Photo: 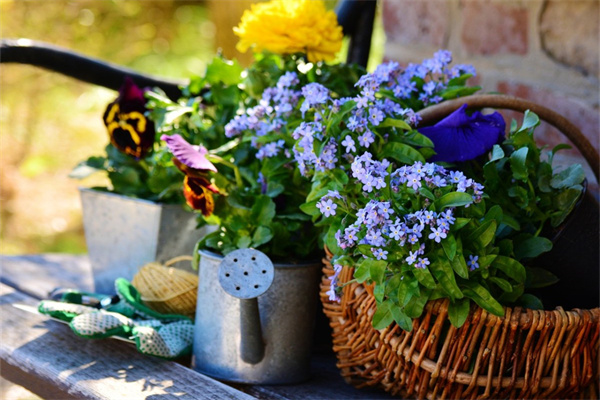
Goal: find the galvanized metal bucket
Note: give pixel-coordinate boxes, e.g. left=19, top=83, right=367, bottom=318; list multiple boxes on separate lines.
left=80, top=188, right=209, bottom=294
left=192, top=249, right=322, bottom=384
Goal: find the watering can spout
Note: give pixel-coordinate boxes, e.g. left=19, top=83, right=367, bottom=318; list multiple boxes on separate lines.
left=218, top=249, right=275, bottom=365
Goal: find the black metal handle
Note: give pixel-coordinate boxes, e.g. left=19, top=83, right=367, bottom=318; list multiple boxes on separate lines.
left=337, top=0, right=377, bottom=67
left=1, top=38, right=186, bottom=100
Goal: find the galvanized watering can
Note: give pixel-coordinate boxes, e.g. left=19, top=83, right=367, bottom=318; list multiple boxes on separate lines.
left=192, top=249, right=321, bottom=384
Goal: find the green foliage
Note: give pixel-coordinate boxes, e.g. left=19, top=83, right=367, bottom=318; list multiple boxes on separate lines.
left=158, top=53, right=366, bottom=262
left=481, top=110, right=585, bottom=248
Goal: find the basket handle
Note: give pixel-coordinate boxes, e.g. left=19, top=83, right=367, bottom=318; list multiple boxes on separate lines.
left=418, top=94, right=599, bottom=181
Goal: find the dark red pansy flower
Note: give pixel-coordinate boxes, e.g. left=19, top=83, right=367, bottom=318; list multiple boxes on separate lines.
left=183, top=175, right=217, bottom=216
left=103, top=77, right=155, bottom=159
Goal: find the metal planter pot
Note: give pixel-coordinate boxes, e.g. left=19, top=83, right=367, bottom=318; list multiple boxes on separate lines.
left=80, top=188, right=206, bottom=294
left=192, top=249, right=322, bottom=384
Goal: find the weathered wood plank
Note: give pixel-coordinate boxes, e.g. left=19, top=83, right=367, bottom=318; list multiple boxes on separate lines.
left=0, top=254, right=94, bottom=299
left=240, top=352, right=394, bottom=399
left=0, top=283, right=256, bottom=400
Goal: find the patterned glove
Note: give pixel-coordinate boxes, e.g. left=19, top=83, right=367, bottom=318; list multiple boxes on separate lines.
left=38, top=278, right=194, bottom=359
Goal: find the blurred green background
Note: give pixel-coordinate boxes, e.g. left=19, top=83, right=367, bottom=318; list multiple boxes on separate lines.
left=0, top=0, right=383, bottom=255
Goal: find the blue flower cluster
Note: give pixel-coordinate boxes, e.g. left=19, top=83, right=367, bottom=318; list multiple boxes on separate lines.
left=292, top=50, right=476, bottom=178
left=357, top=50, right=475, bottom=107
left=317, top=161, right=483, bottom=271
left=224, top=71, right=301, bottom=160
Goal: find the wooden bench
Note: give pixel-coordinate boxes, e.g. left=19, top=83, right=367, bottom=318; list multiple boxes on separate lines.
left=0, top=254, right=393, bottom=400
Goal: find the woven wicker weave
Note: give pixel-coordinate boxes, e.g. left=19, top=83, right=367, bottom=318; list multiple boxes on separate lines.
left=319, top=95, right=600, bottom=399
left=321, top=252, right=600, bottom=399
left=132, top=256, right=198, bottom=318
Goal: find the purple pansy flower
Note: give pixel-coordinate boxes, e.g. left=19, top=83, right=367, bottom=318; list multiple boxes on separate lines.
left=418, top=104, right=505, bottom=163
left=161, top=134, right=217, bottom=172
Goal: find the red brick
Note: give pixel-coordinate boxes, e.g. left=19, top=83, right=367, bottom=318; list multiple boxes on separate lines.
left=497, top=81, right=599, bottom=176
left=460, top=1, right=528, bottom=56
left=382, top=0, right=450, bottom=48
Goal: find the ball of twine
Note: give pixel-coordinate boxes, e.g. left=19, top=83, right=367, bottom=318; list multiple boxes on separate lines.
left=132, top=255, right=198, bottom=319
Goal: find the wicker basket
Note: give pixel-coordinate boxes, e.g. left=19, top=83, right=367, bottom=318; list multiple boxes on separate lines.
left=132, top=256, right=198, bottom=318
left=319, top=95, right=600, bottom=399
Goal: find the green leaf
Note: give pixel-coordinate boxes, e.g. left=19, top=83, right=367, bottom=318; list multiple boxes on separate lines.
left=354, top=262, right=370, bottom=283
left=368, top=260, right=388, bottom=285
left=488, top=145, right=505, bottom=163
left=517, top=294, right=544, bottom=310
left=397, top=276, right=419, bottom=307
left=418, top=186, right=436, bottom=201
left=205, top=57, right=243, bottom=85
left=391, top=307, right=413, bottom=332
left=404, top=290, right=430, bottom=318
left=266, top=183, right=285, bottom=197
left=518, top=110, right=540, bottom=132
left=489, top=277, right=513, bottom=293
left=236, top=235, right=252, bottom=249
left=448, top=299, right=470, bottom=328
left=514, top=236, right=552, bottom=260
left=385, top=274, right=403, bottom=297
left=477, top=254, right=497, bottom=269
left=453, top=218, right=471, bottom=231
left=324, top=220, right=342, bottom=254
left=373, top=283, right=385, bottom=303
left=69, top=163, right=102, bottom=179
left=250, top=195, right=276, bottom=224
left=372, top=300, right=394, bottom=330
left=413, top=267, right=437, bottom=289
left=299, top=200, right=321, bottom=217
left=192, top=240, right=202, bottom=271
left=251, top=226, right=273, bottom=247
left=551, top=188, right=583, bottom=227
left=484, top=205, right=503, bottom=225
left=493, top=256, right=526, bottom=283
left=451, top=254, right=469, bottom=279
left=442, top=234, right=457, bottom=261
left=510, top=147, right=529, bottom=181
left=434, top=192, right=473, bottom=210
left=440, top=86, right=481, bottom=100
left=467, top=220, right=497, bottom=250
left=354, top=259, right=387, bottom=284
left=462, top=281, right=504, bottom=317
left=550, top=164, right=585, bottom=189
left=379, top=117, right=412, bottom=130
left=397, top=131, right=434, bottom=148
left=430, top=260, right=464, bottom=300
left=379, top=142, right=425, bottom=164
left=526, top=267, right=559, bottom=289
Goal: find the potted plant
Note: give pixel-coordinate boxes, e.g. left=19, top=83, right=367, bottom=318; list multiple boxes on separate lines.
left=155, top=0, right=364, bottom=384
left=68, top=77, right=209, bottom=294
left=290, top=52, right=597, bottom=398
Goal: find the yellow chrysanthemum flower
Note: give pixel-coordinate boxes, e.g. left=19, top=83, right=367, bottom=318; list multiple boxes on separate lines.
left=233, top=0, right=343, bottom=63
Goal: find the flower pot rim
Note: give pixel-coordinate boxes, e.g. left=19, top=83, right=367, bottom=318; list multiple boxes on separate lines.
left=78, top=187, right=188, bottom=210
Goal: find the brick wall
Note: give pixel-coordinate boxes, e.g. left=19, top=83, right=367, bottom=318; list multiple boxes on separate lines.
left=381, top=0, right=599, bottom=185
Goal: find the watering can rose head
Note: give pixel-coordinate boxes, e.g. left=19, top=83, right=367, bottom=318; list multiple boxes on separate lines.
left=103, top=77, right=155, bottom=160
left=233, top=0, right=343, bottom=63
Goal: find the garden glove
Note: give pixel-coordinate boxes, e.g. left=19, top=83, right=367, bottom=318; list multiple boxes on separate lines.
left=38, top=278, right=194, bottom=359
